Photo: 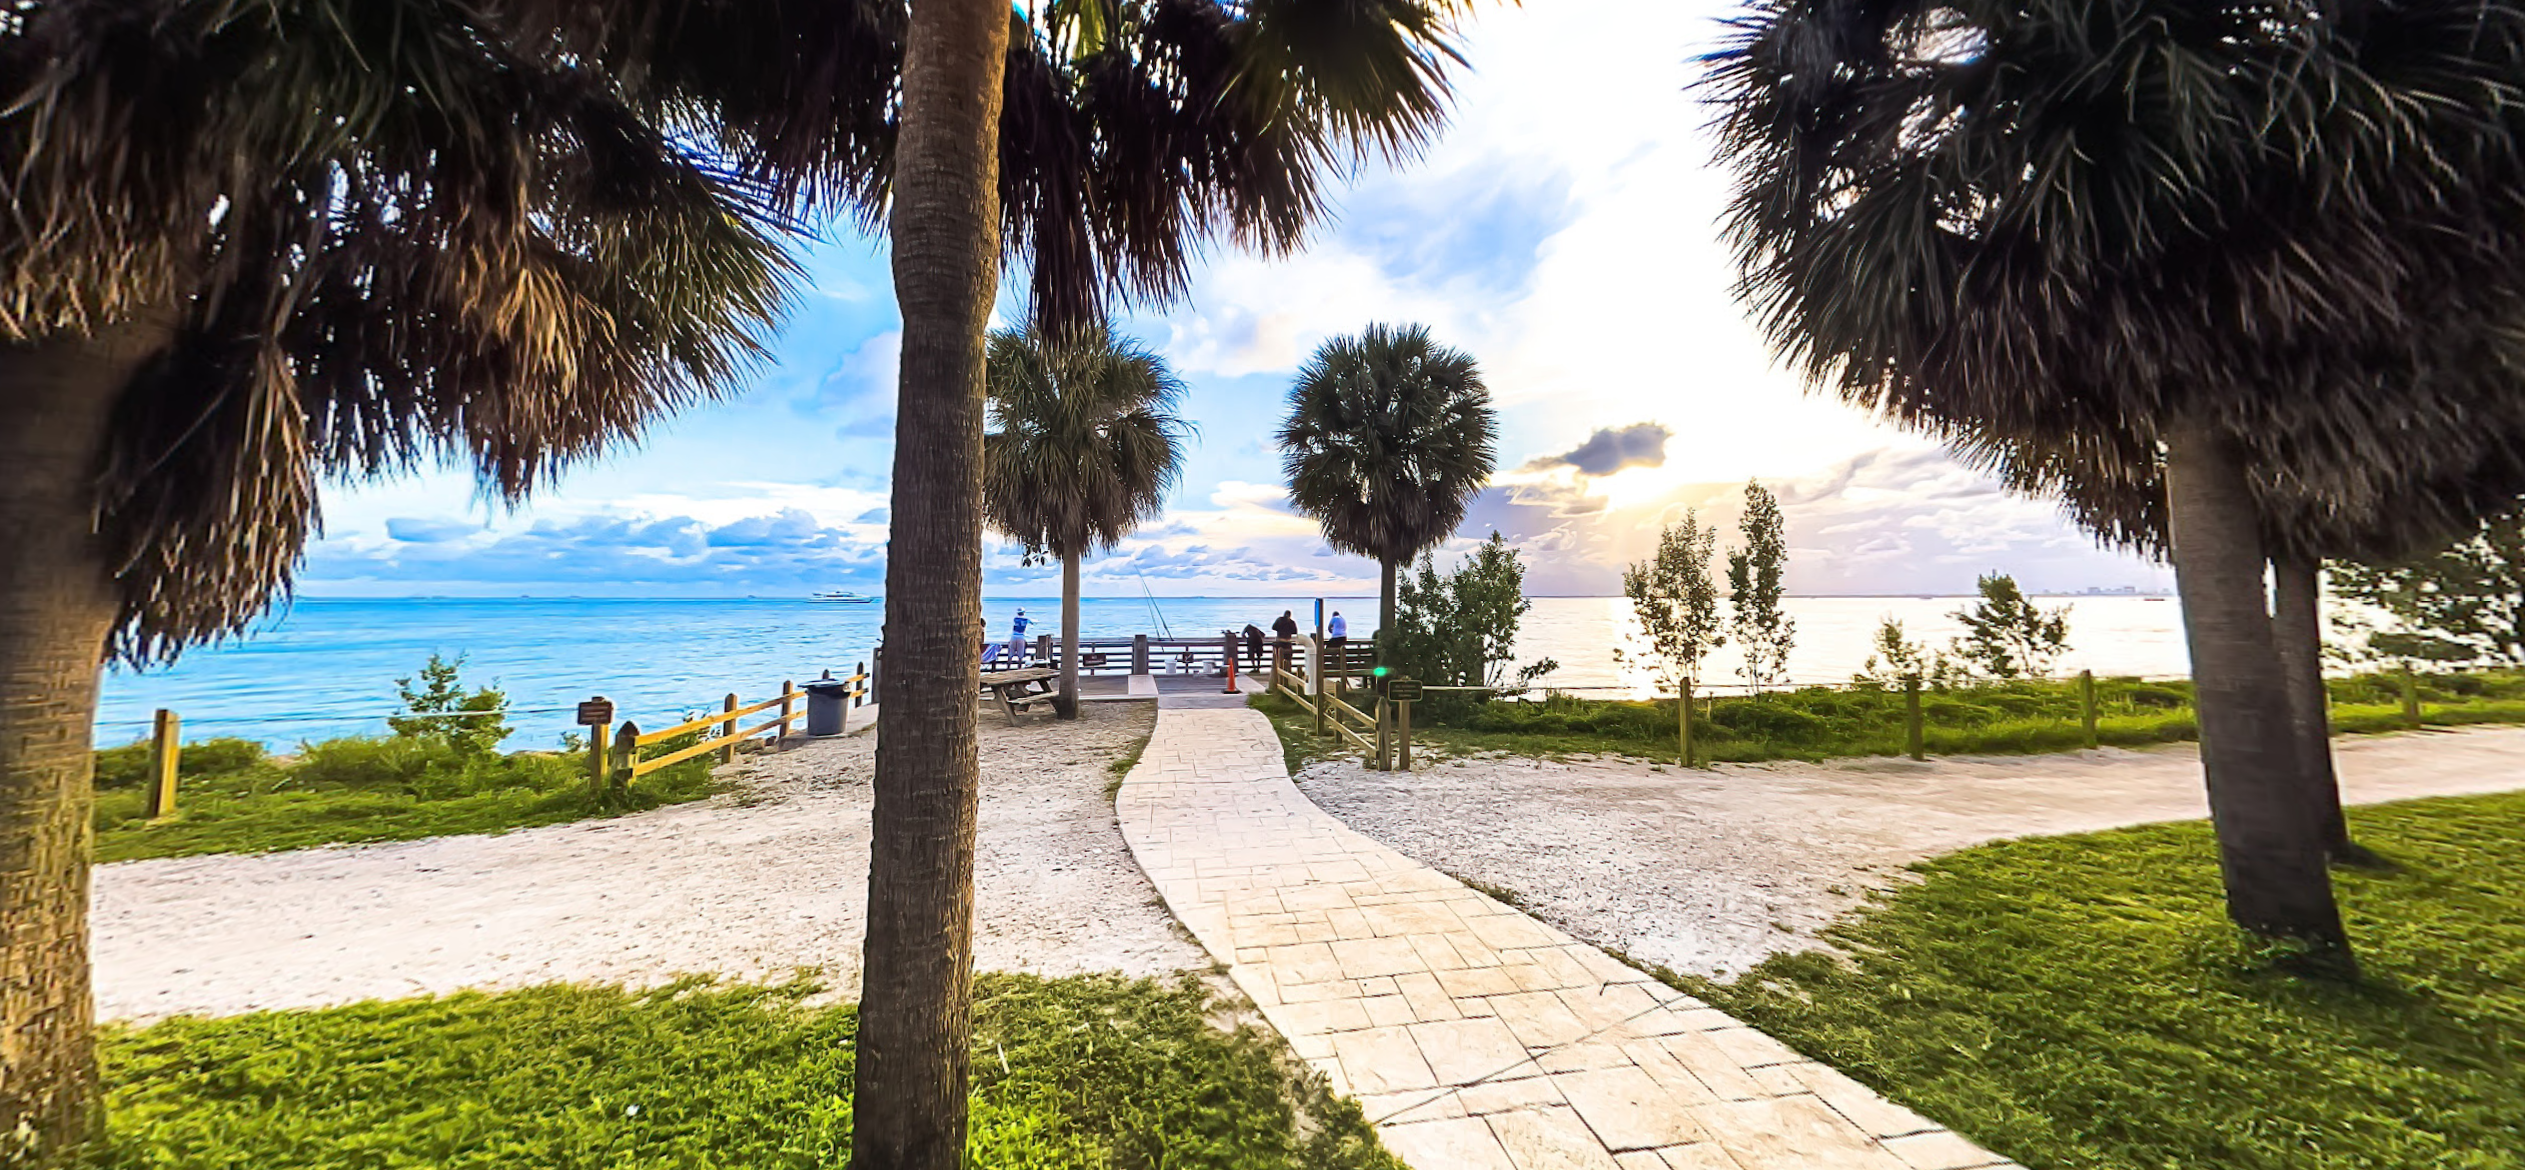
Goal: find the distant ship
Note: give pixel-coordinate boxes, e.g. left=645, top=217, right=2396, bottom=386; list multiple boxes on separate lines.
left=812, top=591, right=876, bottom=604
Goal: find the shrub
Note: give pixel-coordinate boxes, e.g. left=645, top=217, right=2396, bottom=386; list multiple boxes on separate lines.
left=92, top=737, right=270, bottom=790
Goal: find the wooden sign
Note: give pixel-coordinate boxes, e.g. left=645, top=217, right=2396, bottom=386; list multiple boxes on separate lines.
left=1385, top=679, right=1423, bottom=703
left=575, top=698, right=615, bottom=726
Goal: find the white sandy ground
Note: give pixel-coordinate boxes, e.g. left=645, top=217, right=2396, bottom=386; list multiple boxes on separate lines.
left=1295, top=725, right=2525, bottom=980
left=91, top=701, right=1207, bottom=1023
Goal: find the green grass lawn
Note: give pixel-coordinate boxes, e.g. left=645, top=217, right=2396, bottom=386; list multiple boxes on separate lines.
left=92, top=734, right=716, bottom=864
left=1253, top=669, right=2525, bottom=768
left=84, top=973, right=1399, bottom=1170
left=1659, top=791, right=2525, bottom=1170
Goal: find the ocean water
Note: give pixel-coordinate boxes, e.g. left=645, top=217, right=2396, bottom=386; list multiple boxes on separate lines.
left=94, top=594, right=2190, bottom=750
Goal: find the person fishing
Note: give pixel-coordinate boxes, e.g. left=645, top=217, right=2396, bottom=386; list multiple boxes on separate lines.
left=1242, top=623, right=1265, bottom=669
left=1007, top=608, right=1032, bottom=664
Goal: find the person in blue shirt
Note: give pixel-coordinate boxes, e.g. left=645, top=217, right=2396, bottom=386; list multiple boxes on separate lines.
left=1327, top=611, right=1347, bottom=639
left=1008, top=609, right=1031, bottom=664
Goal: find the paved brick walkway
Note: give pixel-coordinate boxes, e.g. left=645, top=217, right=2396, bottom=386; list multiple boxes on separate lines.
left=1115, top=707, right=2019, bottom=1170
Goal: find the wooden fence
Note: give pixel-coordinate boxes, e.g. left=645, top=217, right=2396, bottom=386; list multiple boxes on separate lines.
left=598, top=666, right=871, bottom=795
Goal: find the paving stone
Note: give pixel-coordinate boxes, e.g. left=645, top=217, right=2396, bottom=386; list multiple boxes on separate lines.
left=1692, top=1096, right=1912, bottom=1170
left=1408, top=1015, right=1534, bottom=1084
left=1333, top=936, right=1426, bottom=979
left=1487, top=1105, right=1626, bottom=1170
left=1381, top=1116, right=1518, bottom=1170
left=1557, top=1065, right=1711, bottom=1150
left=1654, top=1142, right=1750, bottom=1169
left=1332, top=1025, right=1440, bottom=1094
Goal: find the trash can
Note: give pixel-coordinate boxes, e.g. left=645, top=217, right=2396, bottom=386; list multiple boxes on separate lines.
left=804, top=679, right=851, bottom=736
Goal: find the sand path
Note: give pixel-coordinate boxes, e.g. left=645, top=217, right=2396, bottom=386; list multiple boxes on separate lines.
left=1296, top=726, right=2525, bottom=979
left=92, top=701, right=1205, bottom=1023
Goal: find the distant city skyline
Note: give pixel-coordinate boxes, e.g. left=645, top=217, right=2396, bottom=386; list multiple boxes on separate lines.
left=293, top=0, right=2174, bottom=603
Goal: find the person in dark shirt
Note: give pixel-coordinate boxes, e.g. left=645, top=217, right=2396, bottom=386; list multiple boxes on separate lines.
left=1269, top=610, right=1300, bottom=673
left=1241, top=623, right=1265, bottom=669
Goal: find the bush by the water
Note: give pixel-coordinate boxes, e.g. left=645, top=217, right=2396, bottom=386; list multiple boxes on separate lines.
left=92, top=657, right=720, bottom=862
left=1256, top=668, right=2525, bottom=765
left=88, top=972, right=1400, bottom=1170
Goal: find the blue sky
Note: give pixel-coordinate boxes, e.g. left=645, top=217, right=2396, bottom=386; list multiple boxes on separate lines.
left=301, top=0, right=2173, bottom=600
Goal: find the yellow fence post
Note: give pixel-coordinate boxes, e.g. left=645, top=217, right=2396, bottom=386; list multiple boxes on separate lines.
left=779, top=680, right=797, bottom=742
left=145, top=708, right=180, bottom=820
left=586, top=700, right=611, bottom=799
left=1397, top=697, right=1413, bottom=771
left=720, top=693, right=739, bottom=763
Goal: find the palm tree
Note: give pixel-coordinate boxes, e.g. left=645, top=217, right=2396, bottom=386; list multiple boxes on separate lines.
left=788, top=4, right=1466, bottom=1163
left=983, top=325, right=1190, bottom=719
left=0, top=1, right=789, bottom=1157
left=1710, top=0, right=2525, bottom=970
left=1279, top=323, right=1499, bottom=641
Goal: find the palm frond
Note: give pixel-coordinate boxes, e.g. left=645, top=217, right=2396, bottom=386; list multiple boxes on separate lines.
left=3, top=0, right=794, bottom=662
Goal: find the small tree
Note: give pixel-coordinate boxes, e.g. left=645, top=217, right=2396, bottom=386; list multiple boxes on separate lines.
left=389, top=654, right=511, bottom=757
left=1387, top=533, right=1559, bottom=695
left=1725, top=480, right=1796, bottom=693
left=1620, top=514, right=1726, bottom=765
left=1950, top=574, right=2072, bottom=680
left=1853, top=618, right=1960, bottom=689
left=2329, top=512, right=2525, bottom=667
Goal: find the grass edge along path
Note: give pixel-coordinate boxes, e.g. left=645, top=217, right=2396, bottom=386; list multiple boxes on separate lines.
left=1656, top=791, right=2525, bottom=1170
left=85, top=971, right=1402, bottom=1170
left=1250, top=669, right=2525, bottom=769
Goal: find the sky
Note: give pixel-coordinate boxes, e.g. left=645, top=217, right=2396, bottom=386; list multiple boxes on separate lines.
left=300, top=0, right=2174, bottom=600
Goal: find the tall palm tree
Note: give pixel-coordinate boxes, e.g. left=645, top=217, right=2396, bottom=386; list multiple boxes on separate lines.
left=0, top=1, right=790, bottom=1158
left=1279, top=323, right=1498, bottom=640
left=1710, top=0, right=2525, bottom=969
left=984, top=324, right=1190, bottom=719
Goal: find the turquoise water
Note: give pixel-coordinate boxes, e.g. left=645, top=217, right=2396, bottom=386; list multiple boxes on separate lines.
left=94, top=596, right=1377, bottom=750
left=95, top=594, right=2192, bottom=750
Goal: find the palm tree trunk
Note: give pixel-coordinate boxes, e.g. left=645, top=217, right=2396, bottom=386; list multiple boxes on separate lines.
left=2163, top=420, right=2354, bottom=971
left=2, top=321, right=172, bottom=1165
left=2271, top=554, right=2385, bottom=868
left=1378, top=556, right=1397, bottom=657
left=1056, top=552, right=1081, bottom=720
left=854, top=0, right=1009, bottom=1165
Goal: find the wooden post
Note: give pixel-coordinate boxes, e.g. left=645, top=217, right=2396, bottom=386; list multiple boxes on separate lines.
left=145, top=708, right=180, bottom=820
left=1132, top=634, right=1151, bottom=675
left=2400, top=664, right=2423, bottom=729
left=854, top=661, right=869, bottom=706
left=1678, top=680, right=1693, bottom=769
left=1398, top=698, right=1413, bottom=771
left=1308, top=636, right=1327, bottom=738
left=2079, top=669, right=2099, bottom=750
left=1373, top=695, right=1390, bottom=770
left=720, top=693, right=740, bottom=763
left=1904, top=675, right=1925, bottom=761
left=779, top=680, right=797, bottom=742
left=587, top=711, right=610, bottom=798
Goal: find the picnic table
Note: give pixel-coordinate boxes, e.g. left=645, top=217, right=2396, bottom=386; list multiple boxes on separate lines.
left=980, top=666, right=1058, bottom=725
